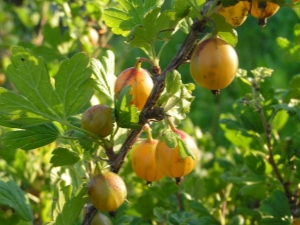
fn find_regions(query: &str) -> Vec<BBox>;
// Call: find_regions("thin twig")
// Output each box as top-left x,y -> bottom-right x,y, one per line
252,81 -> 290,195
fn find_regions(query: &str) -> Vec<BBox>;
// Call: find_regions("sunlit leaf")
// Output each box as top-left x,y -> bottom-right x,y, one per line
115,85 -> 141,129
54,53 -> 94,118
90,50 -> 116,102
2,123 -> 59,150
52,182 -> 88,225
6,46 -> 61,119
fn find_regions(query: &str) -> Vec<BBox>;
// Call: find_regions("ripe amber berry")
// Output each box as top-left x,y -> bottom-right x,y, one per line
217,1 -> 251,27
190,37 -> 238,93
88,171 -> 127,212
294,220 -> 300,225
155,129 -> 199,178
0,74 -> 5,86
91,212 -> 113,225
114,63 -> 154,111
131,139 -> 164,183
250,1 -> 280,27
81,104 -> 113,138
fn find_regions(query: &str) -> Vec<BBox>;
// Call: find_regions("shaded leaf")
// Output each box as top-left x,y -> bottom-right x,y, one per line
50,148 -> 81,167
240,110 -> 264,134
259,190 -> 292,220
0,180 -> 33,221
245,153 -> 266,175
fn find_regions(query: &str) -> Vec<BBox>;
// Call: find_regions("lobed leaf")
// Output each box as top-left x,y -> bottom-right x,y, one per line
210,14 -> 237,47
114,85 -> 141,129
160,70 -> 195,120
50,148 -> 81,167
52,182 -> 88,225
2,123 -> 59,150
259,190 -> 292,221
103,0 -> 163,37
54,53 -> 94,118
161,129 -> 178,148
165,70 -> 182,96
0,180 -> 33,221
90,51 -> 116,102
6,46 -> 62,119
177,137 -> 196,160
103,0 -> 186,50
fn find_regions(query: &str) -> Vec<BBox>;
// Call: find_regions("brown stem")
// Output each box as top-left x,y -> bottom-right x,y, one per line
104,146 -> 117,163
81,16 -> 207,225
81,205 -> 98,225
252,81 -> 290,195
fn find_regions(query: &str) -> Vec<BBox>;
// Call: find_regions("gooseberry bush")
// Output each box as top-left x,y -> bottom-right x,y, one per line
0,0 -> 300,225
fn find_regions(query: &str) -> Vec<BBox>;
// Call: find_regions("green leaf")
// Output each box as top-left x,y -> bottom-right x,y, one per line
189,200 -> 211,217
174,0 -> 191,18
220,114 -> 253,149
210,13 -> 238,47
259,190 -> 292,220
0,180 -> 33,221
1,47 -> 94,128
103,0 -> 164,37
165,70 -> 182,96
161,129 -> 178,148
240,182 -> 268,200
115,85 -> 141,129
154,207 -> 169,222
6,46 -> 62,119
240,110 -> 264,134
271,104 -> 297,117
52,182 -> 88,225
161,71 -> 195,120
177,138 -> 188,158
199,216 -> 221,225
2,123 -> 59,150
90,51 -> 116,102
54,53 -> 94,118
42,23 -> 63,49
271,109 -> 289,131
0,104 -> 51,128
219,118 -> 242,131
50,148 -> 81,167
245,152 -> 266,175
289,74 -> 300,90
177,137 -> 196,160
260,218 -> 291,225
221,0 -> 238,7
288,131 -> 300,159
129,8 -> 181,49
65,130 -> 95,151
104,0 -> 185,51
